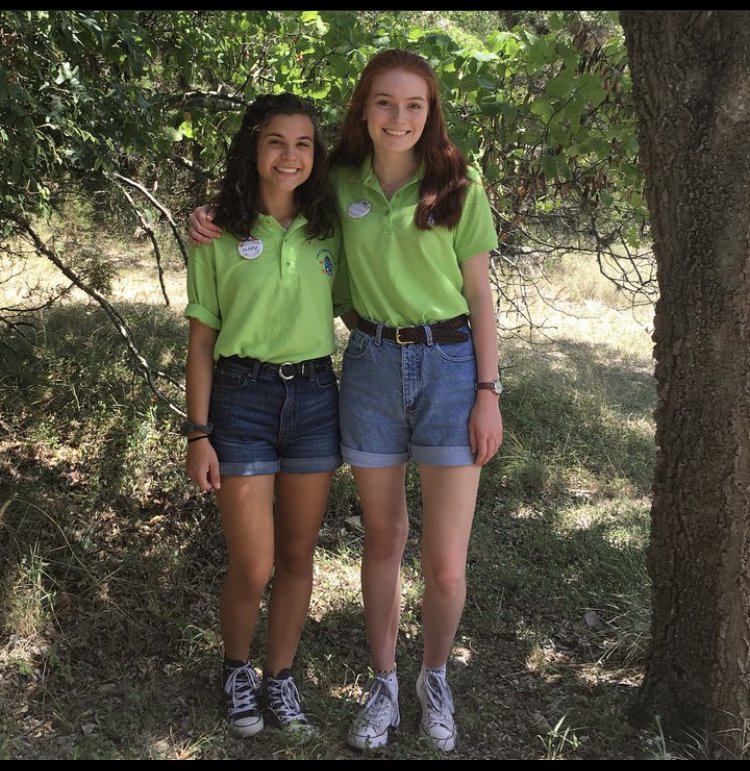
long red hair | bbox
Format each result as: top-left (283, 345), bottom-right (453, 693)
top-left (330, 49), bottom-right (469, 229)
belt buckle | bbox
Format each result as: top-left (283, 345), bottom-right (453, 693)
top-left (278, 362), bottom-right (295, 381)
top-left (395, 328), bottom-right (414, 345)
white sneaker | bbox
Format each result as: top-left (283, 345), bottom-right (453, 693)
top-left (346, 672), bottom-right (400, 750)
top-left (224, 663), bottom-right (264, 738)
top-left (416, 665), bottom-right (456, 752)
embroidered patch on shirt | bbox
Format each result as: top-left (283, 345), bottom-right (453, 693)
top-left (317, 248), bottom-right (334, 277)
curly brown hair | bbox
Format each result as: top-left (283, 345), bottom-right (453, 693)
top-left (213, 93), bottom-right (335, 241)
top-left (329, 49), bottom-right (469, 230)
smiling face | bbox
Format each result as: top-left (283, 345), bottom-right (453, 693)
top-left (255, 113), bottom-right (315, 199)
top-left (363, 68), bottom-right (430, 158)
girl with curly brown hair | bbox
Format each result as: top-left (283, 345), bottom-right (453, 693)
top-left (184, 93), bottom-right (347, 737)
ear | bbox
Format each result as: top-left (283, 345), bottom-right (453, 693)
top-left (361, 106), bottom-right (367, 121)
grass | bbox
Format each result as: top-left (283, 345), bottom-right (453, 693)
top-left (0, 236), bottom-right (662, 758)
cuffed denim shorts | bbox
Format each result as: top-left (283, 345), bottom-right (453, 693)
top-left (339, 323), bottom-right (477, 467)
top-left (208, 356), bottom-right (342, 476)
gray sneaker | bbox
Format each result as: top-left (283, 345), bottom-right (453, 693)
top-left (224, 662), bottom-right (264, 738)
top-left (263, 669), bottom-right (313, 732)
top-left (346, 672), bottom-right (400, 750)
top-left (416, 665), bottom-right (456, 751)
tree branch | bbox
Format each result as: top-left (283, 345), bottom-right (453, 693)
top-left (13, 215), bottom-right (186, 417)
top-left (111, 172), bottom-right (189, 267)
top-left (115, 181), bottom-right (171, 306)
top-left (170, 154), bottom-right (211, 178)
top-left (163, 89), bottom-right (246, 111)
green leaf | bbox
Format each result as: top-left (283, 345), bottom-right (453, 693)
top-left (540, 155), bottom-right (557, 179)
top-left (530, 96), bottom-right (553, 122)
top-left (478, 97), bottom-right (504, 117)
top-left (546, 72), bottom-right (575, 99)
top-left (578, 73), bottom-right (606, 106)
top-left (471, 50), bottom-right (498, 63)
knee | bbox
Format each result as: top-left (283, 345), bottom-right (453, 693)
top-left (364, 521), bottom-right (409, 561)
top-left (274, 542), bottom-right (315, 581)
top-left (425, 565), bottom-right (466, 599)
top-left (226, 560), bottom-right (272, 600)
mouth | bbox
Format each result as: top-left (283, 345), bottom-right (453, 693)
top-left (274, 166), bottom-right (301, 175)
top-left (383, 129), bottom-right (409, 137)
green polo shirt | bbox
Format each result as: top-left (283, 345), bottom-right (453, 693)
top-left (330, 158), bottom-right (498, 327)
top-left (186, 214), bottom-right (346, 362)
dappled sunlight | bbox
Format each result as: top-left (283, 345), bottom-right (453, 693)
top-left (1, 241), bottom-right (657, 760)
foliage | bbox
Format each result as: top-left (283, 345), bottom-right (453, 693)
top-left (0, 10), bottom-right (649, 401)
top-left (1, 11), bottom-right (644, 237)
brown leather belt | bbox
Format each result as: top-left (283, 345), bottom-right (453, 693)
top-left (356, 315), bottom-right (469, 345)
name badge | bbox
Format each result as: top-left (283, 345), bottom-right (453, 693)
top-left (238, 237), bottom-right (263, 259)
top-left (347, 200), bottom-right (372, 219)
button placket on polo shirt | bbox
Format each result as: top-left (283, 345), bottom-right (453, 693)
top-left (383, 201), bottom-right (393, 237)
top-left (279, 222), bottom-right (300, 288)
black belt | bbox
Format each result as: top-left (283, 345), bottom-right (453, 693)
top-left (356, 315), bottom-right (469, 345)
top-left (218, 355), bottom-right (332, 381)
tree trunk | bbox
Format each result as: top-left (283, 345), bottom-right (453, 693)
top-left (621, 11), bottom-right (750, 757)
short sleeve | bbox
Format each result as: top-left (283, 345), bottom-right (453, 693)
top-left (453, 168), bottom-right (499, 261)
top-left (185, 243), bottom-right (222, 330)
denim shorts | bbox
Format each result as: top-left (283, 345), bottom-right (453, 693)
top-left (339, 323), bottom-right (477, 467)
top-left (208, 356), bottom-right (341, 476)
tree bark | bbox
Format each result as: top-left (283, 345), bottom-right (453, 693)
top-left (621, 11), bottom-right (750, 757)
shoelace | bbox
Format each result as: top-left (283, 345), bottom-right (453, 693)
top-left (422, 670), bottom-right (454, 723)
top-left (225, 664), bottom-right (260, 713)
top-left (268, 677), bottom-right (307, 723)
top-left (358, 675), bottom-right (398, 723)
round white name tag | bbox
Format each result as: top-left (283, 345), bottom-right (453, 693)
top-left (347, 200), bottom-right (372, 219)
top-left (238, 237), bottom-right (263, 259)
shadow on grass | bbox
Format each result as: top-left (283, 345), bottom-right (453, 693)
top-left (0, 303), bottom-right (656, 759)
top-left (498, 336), bottom-right (656, 497)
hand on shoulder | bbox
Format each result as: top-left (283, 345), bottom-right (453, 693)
top-left (189, 205), bottom-right (223, 245)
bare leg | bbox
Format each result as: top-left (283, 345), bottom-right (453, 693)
top-left (264, 470), bottom-right (333, 675)
top-left (418, 464), bottom-right (481, 667)
top-left (216, 475), bottom-right (276, 662)
top-left (352, 465), bottom-right (409, 672)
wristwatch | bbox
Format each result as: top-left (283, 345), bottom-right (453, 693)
top-left (476, 380), bottom-right (502, 396)
top-left (180, 420), bottom-right (213, 436)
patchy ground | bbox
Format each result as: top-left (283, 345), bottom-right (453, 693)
top-left (1, 255), bottom-right (662, 759)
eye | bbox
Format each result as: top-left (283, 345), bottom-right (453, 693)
top-left (376, 99), bottom-right (392, 108)
top-left (408, 103), bottom-right (424, 111)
